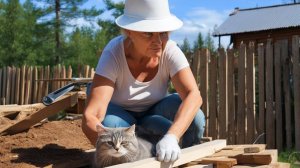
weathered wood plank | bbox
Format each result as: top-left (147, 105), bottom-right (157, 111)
top-left (218, 48), bottom-right (227, 139)
top-left (237, 44), bottom-right (246, 144)
top-left (265, 39), bottom-right (275, 149)
top-left (107, 140), bottom-right (227, 168)
top-left (11, 67), bottom-right (16, 104)
top-left (292, 35), bottom-right (300, 151)
top-left (274, 40), bottom-right (283, 152)
top-left (199, 49), bottom-right (209, 137)
top-left (227, 49), bottom-right (235, 145)
top-left (246, 43), bottom-right (255, 144)
top-left (20, 65), bottom-right (26, 105)
top-left (0, 92), bottom-right (78, 135)
top-left (281, 39), bottom-right (292, 149)
top-left (15, 68), bottom-right (20, 104)
top-left (257, 44), bottom-right (265, 144)
top-left (209, 54), bottom-right (218, 139)
top-left (231, 149), bottom-right (277, 165)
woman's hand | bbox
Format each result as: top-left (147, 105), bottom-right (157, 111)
top-left (156, 134), bottom-right (181, 162)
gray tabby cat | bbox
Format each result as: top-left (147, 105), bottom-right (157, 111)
top-left (93, 124), bottom-right (155, 168)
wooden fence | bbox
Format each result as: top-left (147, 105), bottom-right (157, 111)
top-left (0, 37), bottom-right (299, 152)
top-left (189, 35), bottom-right (300, 151)
top-left (0, 65), bottom-right (94, 105)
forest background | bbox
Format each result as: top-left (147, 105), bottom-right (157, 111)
top-left (0, 0), bottom-right (215, 70)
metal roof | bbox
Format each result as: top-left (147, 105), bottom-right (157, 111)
top-left (213, 3), bottom-right (300, 36)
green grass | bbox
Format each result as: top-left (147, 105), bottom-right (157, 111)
top-left (278, 150), bottom-right (300, 168)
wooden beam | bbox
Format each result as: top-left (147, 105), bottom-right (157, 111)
top-left (0, 92), bottom-right (78, 135)
top-left (198, 157), bottom-right (237, 168)
top-left (232, 162), bottom-right (290, 168)
top-left (107, 140), bottom-right (226, 168)
top-left (222, 144), bottom-right (266, 153)
top-left (230, 149), bottom-right (277, 165)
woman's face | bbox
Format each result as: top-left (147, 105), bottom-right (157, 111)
top-left (127, 31), bottom-right (169, 58)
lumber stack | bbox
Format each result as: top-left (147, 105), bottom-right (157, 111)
top-left (180, 144), bottom-right (289, 168)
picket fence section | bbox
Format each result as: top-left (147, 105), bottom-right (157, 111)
top-left (190, 35), bottom-right (300, 151)
top-left (0, 65), bottom-right (94, 105)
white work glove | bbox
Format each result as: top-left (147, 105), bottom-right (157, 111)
top-left (156, 134), bottom-right (181, 162)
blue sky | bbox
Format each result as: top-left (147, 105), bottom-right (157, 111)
top-left (80, 0), bottom-right (290, 47)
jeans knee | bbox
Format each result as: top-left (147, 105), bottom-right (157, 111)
top-left (102, 115), bottom-right (134, 128)
top-left (189, 109), bottom-right (206, 138)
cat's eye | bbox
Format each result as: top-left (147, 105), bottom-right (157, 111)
top-left (121, 141), bottom-right (129, 145)
top-left (107, 141), bottom-right (114, 146)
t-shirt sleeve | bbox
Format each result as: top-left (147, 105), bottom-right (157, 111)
top-left (166, 42), bottom-right (190, 78)
top-left (95, 50), bottom-right (118, 83)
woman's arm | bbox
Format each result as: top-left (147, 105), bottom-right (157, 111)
top-left (82, 74), bottom-right (114, 146)
top-left (168, 67), bottom-right (203, 140)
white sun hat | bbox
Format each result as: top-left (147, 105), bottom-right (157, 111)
top-left (115, 0), bottom-right (183, 32)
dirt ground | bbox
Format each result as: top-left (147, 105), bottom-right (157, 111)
top-left (0, 119), bottom-right (94, 168)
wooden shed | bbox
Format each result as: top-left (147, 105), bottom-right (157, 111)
top-left (213, 3), bottom-right (300, 48)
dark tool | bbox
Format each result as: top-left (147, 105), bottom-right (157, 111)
top-left (41, 78), bottom-right (92, 106)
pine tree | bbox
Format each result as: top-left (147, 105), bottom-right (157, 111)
top-left (96, 0), bottom-right (124, 47)
top-left (32, 0), bottom-right (102, 65)
top-left (193, 32), bottom-right (204, 52)
top-left (204, 31), bottom-right (216, 53)
top-left (180, 37), bottom-right (192, 55)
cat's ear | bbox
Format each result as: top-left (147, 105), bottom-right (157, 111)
top-left (96, 123), bottom-right (108, 134)
top-left (126, 124), bottom-right (135, 134)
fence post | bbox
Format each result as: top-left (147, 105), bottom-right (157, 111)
top-left (292, 35), bottom-right (300, 151)
top-left (266, 39), bottom-right (275, 149)
top-left (200, 49), bottom-right (209, 137)
top-left (237, 43), bottom-right (246, 144)
top-left (274, 40), bottom-right (283, 152)
top-left (257, 44), bottom-right (266, 144)
top-left (218, 48), bottom-right (227, 139)
top-left (208, 54), bottom-right (218, 140)
top-left (0, 68), bottom-right (2, 105)
top-left (246, 43), bottom-right (256, 144)
top-left (227, 49), bottom-right (235, 144)
top-left (15, 68), bottom-right (20, 104)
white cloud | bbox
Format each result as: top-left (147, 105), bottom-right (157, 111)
top-left (172, 7), bottom-right (231, 48)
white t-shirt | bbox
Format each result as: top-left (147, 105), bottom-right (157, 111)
top-left (95, 35), bottom-right (189, 112)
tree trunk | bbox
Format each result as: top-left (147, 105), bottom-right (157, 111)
top-left (55, 0), bottom-right (61, 64)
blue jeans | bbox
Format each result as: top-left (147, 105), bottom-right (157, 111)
top-left (101, 94), bottom-right (205, 148)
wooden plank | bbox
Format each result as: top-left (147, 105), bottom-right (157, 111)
top-left (274, 40), bottom-right (283, 152)
top-left (2, 67), bottom-right (7, 104)
top-left (246, 43), bottom-right (255, 144)
top-left (0, 92), bottom-right (78, 135)
top-left (222, 144), bottom-right (266, 153)
top-left (32, 67), bottom-right (38, 103)
top-left (37, 67), bottom-right (44, 103)
top-left (15, 68), bottom-right (20, 104)
top-left (198, 157), bottom-right (237, 168)
top-left (218, 48), bottom-right (227, 139)
top-left (6, 67), bottom-right (12, 104)
top-left (231, 149), bottom-right (277, 165)
top-left (24, 66), bottom-right (31, 104)
top-left (199, 49), bottom-right (209, 137)
top-left (43, 66), bottom-right (50, 99)
top-left (281, 39), bottom-right (292, 149)
top-left (20, 65), bottom-right (26, 105)
top-left (227, 49), bottom-right (235, 145)
top-left (0, 103), bottom-right (44, 113)
top-left (11, 67), bottom-right (16, 104)
top-left (237, 44), bottom-right (246, 144)
top-left (232, 162), bottom-right (290, 168)
top-left (181, 164), bottom-right (213, 168)
top-left (107, 140), bottom-right (227, 168)
top-left (265, 39), bottom-right (275, 149)
top-left (0, 68), bottom-right (2, 102)
top-left (292, 35), bottom-right (300, 151)
top-left (208, 54), bottom-right (218, 139)
top-left (257, 44), bottom-right (266, 144)
top-left (192, 50), bottom-right (200, 83)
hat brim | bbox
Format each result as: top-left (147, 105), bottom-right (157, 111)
top-left (115, 15), bottom-right (183, 32)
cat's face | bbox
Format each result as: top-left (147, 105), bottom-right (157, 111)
top-left (95, 124), bottom-right (138, 158)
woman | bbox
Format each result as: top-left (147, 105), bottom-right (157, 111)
top-left (82, 0), bottom-right (205, 163)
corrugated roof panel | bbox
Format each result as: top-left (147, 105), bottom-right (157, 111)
top-left (214, 3), bottom-right (300, 36)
